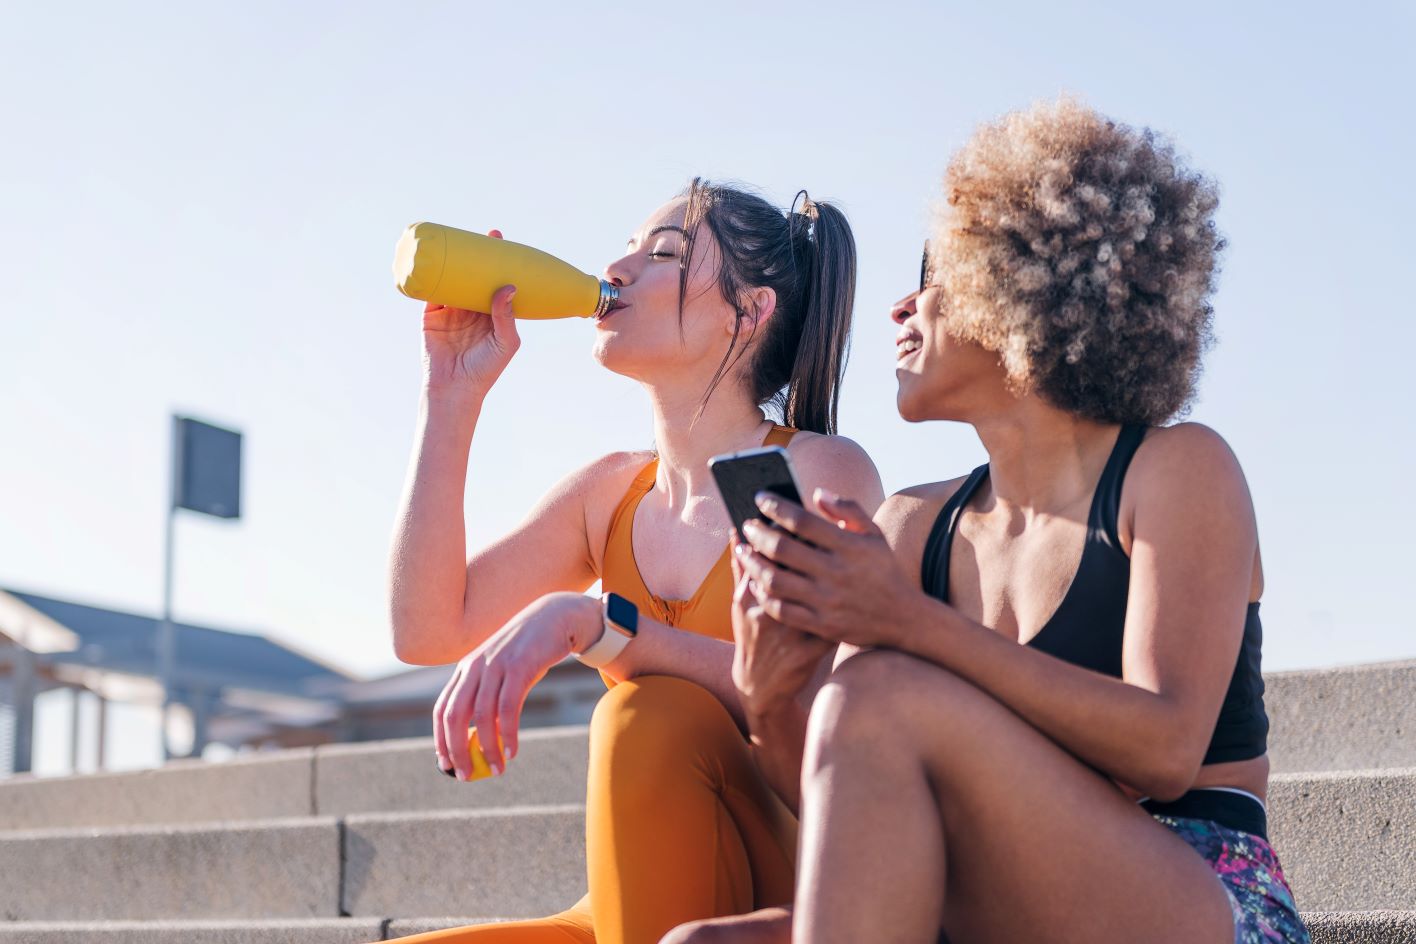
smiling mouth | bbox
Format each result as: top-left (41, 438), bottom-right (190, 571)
top-left (896, 339), bottom-right (922, 364)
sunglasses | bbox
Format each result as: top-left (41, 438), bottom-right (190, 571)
top-left (919, 240), bottom-right (932, 293)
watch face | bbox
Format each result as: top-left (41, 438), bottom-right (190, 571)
top-left (605, 592), bottom-right (639, 635)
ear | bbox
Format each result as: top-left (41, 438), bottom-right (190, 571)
top-left (732, 285), bottom-right (777, 336)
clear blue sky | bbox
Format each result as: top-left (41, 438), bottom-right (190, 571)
top-left (2, 1), bottom-right (1412, 770)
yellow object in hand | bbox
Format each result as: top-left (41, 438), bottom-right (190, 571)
top-left (393, 222), bottom-right (618, 320)
top-left (465, 726), bottom-right (504, 781)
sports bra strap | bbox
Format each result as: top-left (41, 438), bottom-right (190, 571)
top-left (1091, 423), bottom-right (1148, 552)
top-left (920, 463), bottom-right (989, 600)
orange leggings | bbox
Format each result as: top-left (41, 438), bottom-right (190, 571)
top-left (383, 675), bottom-right (798, 944)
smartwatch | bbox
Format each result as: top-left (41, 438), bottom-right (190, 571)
top-left (575, 591), bottom-right (639, 667)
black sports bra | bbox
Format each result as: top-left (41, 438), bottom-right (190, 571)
top-left (920, 424), bottom-right (1268, 766)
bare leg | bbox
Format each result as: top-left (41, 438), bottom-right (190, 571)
top-left (661, 907), bottom-right (793, 944)
top-left (793, 650), bottom-right (1235, 944)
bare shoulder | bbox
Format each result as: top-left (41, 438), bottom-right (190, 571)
top-left (1127, 422), bottom-right (1250, 498)
top-left (782, 430), bottom-right (885, 512)
top-left (1121, 422), bottom-right (1255, 549)
top-left (553, 448), bottom-right (656, 506)
top-left (875, 476), bottom-right (974, 585)
top-left (563, 449), bottom-right (656, 570)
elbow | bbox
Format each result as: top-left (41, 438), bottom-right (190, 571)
top-left (1134, 737), bottom-right (1204, 803)
top-left (391, 627), bottom-right (438, 666)
top-left (393, 639), bottom-right (441, 666)
top-left (389, 614), bottom-right (455, 666)
top-left (1138, 768), bottom-right (1194, 804)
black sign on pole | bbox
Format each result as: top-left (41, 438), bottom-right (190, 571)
top-left (173, 417), bottom-right (242, 519)
top-left (159, 415), bottom-right (243, 761)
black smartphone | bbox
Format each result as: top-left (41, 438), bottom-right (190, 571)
top-left (708, 445), bottom-right (805, 541)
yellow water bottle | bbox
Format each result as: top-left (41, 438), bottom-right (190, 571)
top-left (393, 222), bottom-right (618, 320)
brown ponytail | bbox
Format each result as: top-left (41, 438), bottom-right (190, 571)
top-left (677, 179), bottom-right (857, 435)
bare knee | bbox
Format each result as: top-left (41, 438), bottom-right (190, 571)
top-left (805, 649), bottom-right (994, 774)
top-left (813, 650), bottom-right (965, 735)
top-left (660, 910), bottom-right (792, 944)
top-left (659, 918), bottom-right (728, 944)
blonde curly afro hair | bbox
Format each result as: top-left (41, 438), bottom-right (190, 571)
top-left (931, 97), bottom-right (1224, 424)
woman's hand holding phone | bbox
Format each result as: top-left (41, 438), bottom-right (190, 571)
top-left (735, 488), bottom-right (918, 651)
top-left (729, 534), bottom-right (836, 718)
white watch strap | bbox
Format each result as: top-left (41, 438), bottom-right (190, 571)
top-left (576, 613), bottom-right (633, 668)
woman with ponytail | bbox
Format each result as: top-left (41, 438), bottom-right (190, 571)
top-left (382, 179), bottom-right (884, 944)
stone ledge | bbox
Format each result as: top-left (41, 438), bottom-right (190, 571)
top-left (1266, 660), bottom-right (1415, 774)
top-left (1270, 769), bottom-right (1416, 913)
top-left (1303, 910), bottom-right (1416, 944)
top-left (343, 807), bottom-right (587, 919)
top-left (0, 818), bottom-right (342, 921)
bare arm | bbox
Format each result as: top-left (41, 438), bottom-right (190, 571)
top-left (388, 283), bottom-right (644, 666)
top-left (389, 390), bottom-right (644, 665)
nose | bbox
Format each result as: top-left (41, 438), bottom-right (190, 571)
top-left (891, 291), bottom-right (919, 325)
top-left (603, 253), bottom-right (633, 287)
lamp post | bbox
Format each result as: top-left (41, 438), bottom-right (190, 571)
top-left (158, 415), bottom-right (242, 761)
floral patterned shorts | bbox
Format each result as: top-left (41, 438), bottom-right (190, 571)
top-left (1155, 815), bottom-right (1310, 944)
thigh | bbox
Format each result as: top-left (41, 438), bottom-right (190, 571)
top-left (588, 676), bottom-right (797, 936)
top-left (831, 651), bottom-right (1236, 944)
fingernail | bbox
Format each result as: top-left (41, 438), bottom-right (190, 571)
top-left (437, 757), bottom-right (451, 772)
top-left (754, 491), bottom-right (773, 510)
top-left (455, 767), bottom-right (467, 781)
top-left (734, 543), bottom-right (746, 556)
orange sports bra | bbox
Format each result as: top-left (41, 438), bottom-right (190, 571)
top-left (598, 424), bottom-right (798, 653)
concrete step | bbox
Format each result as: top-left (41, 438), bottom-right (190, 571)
top-left (0, 917), bottom-right (515, 942)
top-left (1269, 769), bottom-right (1416, 913)
top-left (0, 725), bottom-right (588, 832)
top-left (342, 806), bottom-right (586, 919)
top-left (317, 725), bottom-right (588, 818)
top-left (0, 918), bottom-right (388, 943)
top-left (0, 748), bottom-right (317, 831)
top-left (2, 912), bottom-right (1409, 943)
top-left (0, 806), bottom-right (586, 922)
top-left (1265, 660), bottom-right (1416, 774)
top-left (2, 769), bottom-right (1408, 922)
top-left (0, 817), bottom-right (343, 921)
top-left (3, 661), bottom-right (1412, 833)
top-left (1303, 911), bottom-right (1416, 943)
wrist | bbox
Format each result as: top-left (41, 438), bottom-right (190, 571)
top-left (743, 688), bottom-right (803, 727)
top-left (888, 590), bottom-right (940, 649)
top-left (422, 384), bottom-right (487, 414)
top-left (564, 594), bottom-right (606, 656)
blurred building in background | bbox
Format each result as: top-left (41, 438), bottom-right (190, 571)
top-left (0, 586), bottom-right (601, 778)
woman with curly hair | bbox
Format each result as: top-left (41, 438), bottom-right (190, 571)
top-left (716, 99), bottom-right (1309, 943)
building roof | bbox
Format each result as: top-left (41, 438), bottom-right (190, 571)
top-left (335, 656), bottom-right (595, 709)
top-left (2, 588), bottom-right (353, 697)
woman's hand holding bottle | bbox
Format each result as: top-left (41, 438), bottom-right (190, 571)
top-left (421, 229), bottom-right (522, 400)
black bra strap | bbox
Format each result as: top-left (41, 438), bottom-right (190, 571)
top-left (920, 464), bottom-right (989, 601)
top-left (1091, 424), bottom-right (1149, 552)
